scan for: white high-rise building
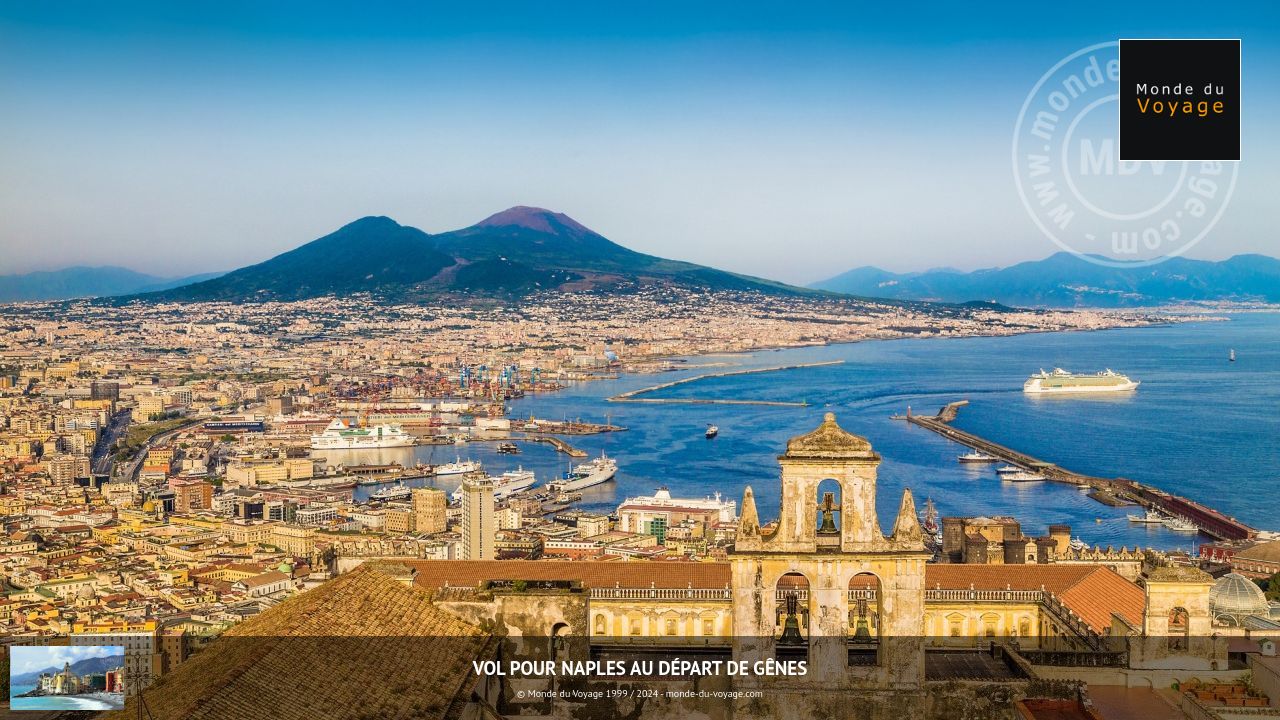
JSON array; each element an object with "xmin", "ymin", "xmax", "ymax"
[{"xmin": 460, "ymin": 476, "xmax": 495, "ymax": 560}]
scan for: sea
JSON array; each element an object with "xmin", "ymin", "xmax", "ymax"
[
  {"xmin": 8, "ymin": 685, "xmax": 123, "ymax": 710},
  {"xmin": 338, "ymin": 312, "xmax": 1280, "ymax": 553}
]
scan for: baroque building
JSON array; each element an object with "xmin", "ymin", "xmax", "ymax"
[{"xmin": 731, "ymin": 412, "xmax": 929, "ymax": 688}]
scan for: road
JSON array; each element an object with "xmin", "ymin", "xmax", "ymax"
[{"xmin": 90, "ymin": 409, "xmax": 132, "ymax": 477}]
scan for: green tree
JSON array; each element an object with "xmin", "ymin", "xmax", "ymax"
[{"xmin": 1264, "ymin": 572, "xmax": 1280, "ymax": 602}]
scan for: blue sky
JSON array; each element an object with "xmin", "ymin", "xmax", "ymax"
[
  {"xmin": 1, "ymin": 2, "xmax": 1276, "ymax": 282},
  {"xmin": 9, "ymin": 645, "xmax": 123, "ymax": 676}
]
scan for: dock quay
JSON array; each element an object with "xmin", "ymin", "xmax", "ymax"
[
  {"xmin": 529, "ymin": 436, "xmax": 589, "ymax": 458},
  {"xmin": 900, "ymin": 402, "xmax": 1257, "ymax": 542},
  {"xmin": 607, "ymin": 360, "xmax": 843, "ymax": 407}
]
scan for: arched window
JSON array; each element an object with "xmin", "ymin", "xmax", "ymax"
[
  {"xmin": 1168, "ymin": 607, "xmax": 1189, "ymax": 652},
  {"xmin": 849, "ymin": 572, "xmax": 882, "ymax": 666},
  {"xmin": 593, "ymin": 614, "xmax": 606, "ymax": 635},
  {"xmin": 775, "ymin": 572, "xmax": 810, "ymax": 660},
  {"xmin": 815, "ymin": 479, "xmax": 842, "ymax": 536}
]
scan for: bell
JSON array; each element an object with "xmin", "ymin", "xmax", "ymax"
[
  {"xmin": 817, "ymin": 491, "xmax": 838, "ymax": 534},
  {"xmin": 778, "ymin": 590, "xmax": 806, "ymax": 646},
  {"xmin": 853, "ymin": 597, "xmax": 873, "ymax": 640}
]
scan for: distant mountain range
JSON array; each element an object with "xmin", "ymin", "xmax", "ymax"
[
  {"xmin": 11, "ymin": 218, "xmax": 1277, "ymax": 308},
  {"xmin": 11, "ymin": 653, "xmax": 125, "ymax": 685},
  {"xmin": 140, "ymin": 207, "xmax": 810, "ymax": 302},
  {"xmin": 0, "ymin": 266, "xmax": 222, "ymax": 303},
  {"xmin": 812, "ymin": 252, "xmax": 1280, "ymax": 308}
]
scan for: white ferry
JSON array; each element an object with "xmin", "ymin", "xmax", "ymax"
[
  {"xmin": 1127, "ymin": 509, "xmax": 1167, "ymax": 524},
  {"xmin": 451, "ymin": 468, "xmax": 537, "ymax": 502},
  {"xmin": 310, "ymin": 419, "xmax": 415, "ymax": 450},
  {"xmin": 370, "ymin": 482, "xmax": 411, "ymax": 502},
  {"xmin": 547, "ymin": 452, "xmax": 617, "ymax": 492},
  {"xmin": 1001, "ymin": 470, "xmax": 1046, "ymax": 482},
  {"xmin": 958, "ymin": 451, "xmax": 998, "ymax": 464},
  {"xmin": 434, "ymin": 458, "xmax": 481, "ymax": 477},
  {"xmin": 1163, "ymin": 517, "xmax": 1199, "ymax": 533},
  {"xmin": 1023, "ymin": 368, "xmax": 1139, "ymax": 394}
]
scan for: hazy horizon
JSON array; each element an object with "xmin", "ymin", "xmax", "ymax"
[{"xmin": 2, "ymin": 2, "xmax": 1277, "ymax": 283}]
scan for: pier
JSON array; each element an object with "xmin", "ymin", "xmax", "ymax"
[
  {"xmin": 900, "ymin": 402, "xmax": 1258, "ymax": 542},
  {"xmin": 529, "ymin": 436, "xmax": 589, "ymax": 458},
  {"xmin": 607, "ymin": 360, "xmax": 843, "ymax": 407}
]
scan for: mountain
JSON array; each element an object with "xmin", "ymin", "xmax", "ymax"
[
  {"xmin": 146, "ymin": 216, "xmax": 455, "ymax": 302},
  {"xmin": 0, "ymin": 267, "xmax": 221, "ymax": 302},
  {"xmin": 141, "ymin": 207, "xmax": 812, "ymax": 302},
  {"xmin": 812, "ymin": 252, "xmax": 1280, "ymax": 308},
  {"xmin": 11, "ymin": 653, "xmax": 125, "ymax": 685}
]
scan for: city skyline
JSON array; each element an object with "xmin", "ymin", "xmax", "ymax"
[{"xmin": 2, "ymin": 2, "xmax": 1278, "ymax": 282}]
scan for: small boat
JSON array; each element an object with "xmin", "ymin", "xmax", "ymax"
[
  {"xmin": 705, "ymin": 425, "xmax": 719, "ymax": 439},
  {"xmin": 1163, "ymin": 517, "xmax": 1198, "ymax": 533},
  {"xmin": 1229, "ymin": 349, "xmax": 1236, "ymax": 362},
  {"xmin": 921, "ymin": 498, "xmax": 939, "ymax": 535},
  {"xmin": 1001, "ymin": 470, "xmax": 1046, "ymax": 482},
  {"xmin": 497, "ymin": 442, "xmax": 520, "ymax": 455},
  {"xmin": 958, "ymin": 451, "xmax": 998, "ymax": 464},
  {"xmin": 1127, "ymin": 509, "xmax": 1166, "ymax": 524},
  {"xmin": 995, "ymin": 465, "xmax": 1021, "ymax": 475}
]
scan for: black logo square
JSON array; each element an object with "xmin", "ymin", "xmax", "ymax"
[{"xmin": 1119, "ymin": 39, "xmax": 1240, "ymax": 161}]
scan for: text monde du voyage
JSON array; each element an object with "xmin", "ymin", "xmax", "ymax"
[
  {"xmin": 1134, "ymin": 83, "xmax": 1228, "ymax": 118},
  {"xmin": 472, "ymin": 659, "xmax": 809, "ymax": 678}
]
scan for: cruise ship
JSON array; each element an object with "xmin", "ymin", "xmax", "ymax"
[
  {"xmin": 1023, "ymin": 368, "xmax": 1139, "ymax": 394},
  {"xmin": 451, "ymin": 468, "xmax": 537, "ymax": 502},
  {"xmin": 547, "ymin": 453, "xmax": 618, "ymax": 493},
  {"xmin": 310, "ymin": 419, "xmax": 415, "ymax": 450}
]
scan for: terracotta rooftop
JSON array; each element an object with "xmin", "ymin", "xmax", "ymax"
[
  {"xmin": 924, "ymin": 564, "xmax": 1145, "ymax": 633},
  {"xmin": 104, "ymin": 563, "xmax": 493, "ymax": 720},
  {"xmin": 1236, "ymin": 539, "xmax": 1280, "ymax": 564}
]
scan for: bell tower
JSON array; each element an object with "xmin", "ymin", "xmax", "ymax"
[{"xmin": 731, "ymin": 413, "xmax": 928, "ymax": 689}]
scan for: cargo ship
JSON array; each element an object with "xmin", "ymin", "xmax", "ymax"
[
  {"xmin": 547, "ymin": 453, "xmax": 617, "ymax": 492},
  {"xmin": 310, "ymin": 419, "xmax": 415, "ymax": 450},
  {"xmin": 1023, "ymin": 368, "xmax": 1139, "ymax": 394}
]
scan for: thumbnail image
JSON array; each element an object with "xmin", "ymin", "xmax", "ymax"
[{"xmin": 8, "ymin": 645, "xmax": 126, "ymax": 711}]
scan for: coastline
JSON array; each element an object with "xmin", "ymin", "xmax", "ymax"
[
  {"xmin": 623, "ymin": 310, "xmax": 1227, "ymax": 375},
  {"xmin": 11, "ymin": 690, "xmax": 125, "ymax": 710}
]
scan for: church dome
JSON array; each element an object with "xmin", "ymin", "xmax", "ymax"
[
  {"xmin": 1209, "ymin": 573, "xmax": 1269, "ymax": 625},
  {"xmin": 783, "ymin": 413, "xmax": 876, "ymax": 460},
  {"xmin": 141, "ymin": 499, "xmax": 156, "ymax": 513}
]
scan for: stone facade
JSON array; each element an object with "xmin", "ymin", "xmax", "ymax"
[{"xmin": 731, "ymin": 413, "xmax": 930, "ymax": 689}]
